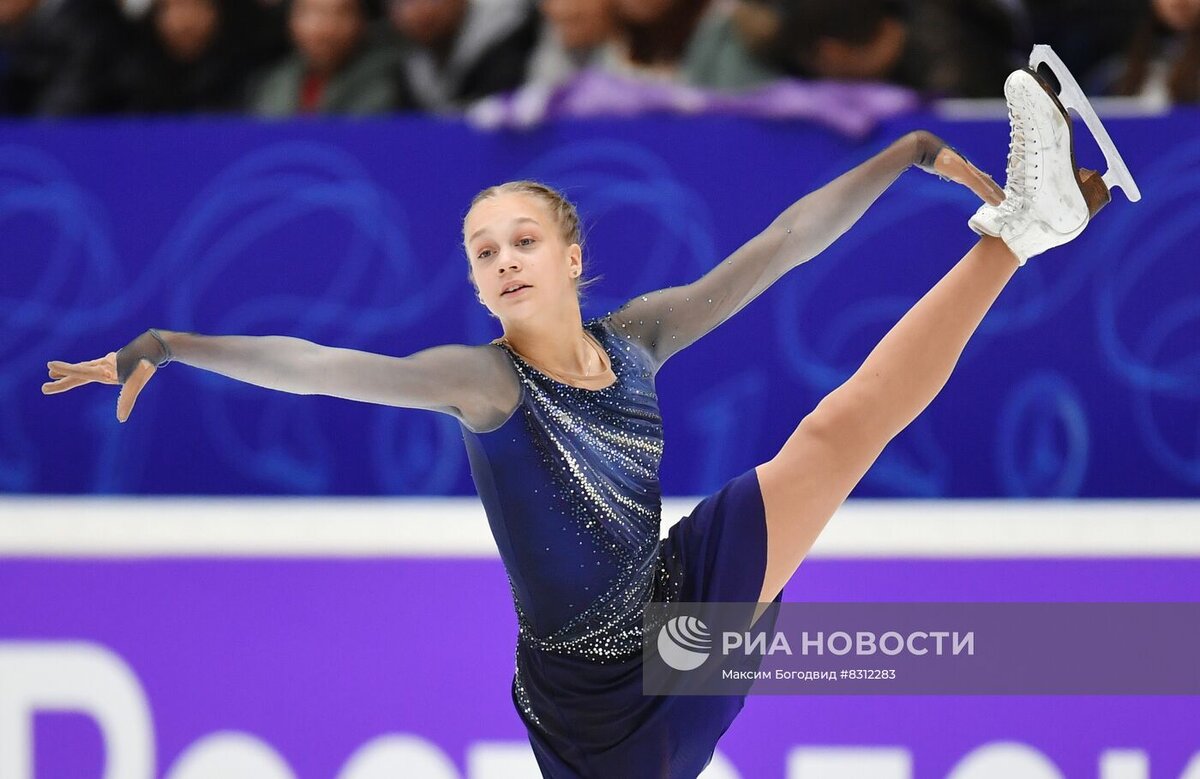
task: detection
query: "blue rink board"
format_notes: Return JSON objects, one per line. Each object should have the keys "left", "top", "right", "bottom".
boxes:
{"left": 2, "top": 110, "right": 1197, "bottom": 497}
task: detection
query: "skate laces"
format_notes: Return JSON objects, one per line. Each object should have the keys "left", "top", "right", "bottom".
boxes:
{"left": 996, "top": 104, "right": 1030, "bottom": 217}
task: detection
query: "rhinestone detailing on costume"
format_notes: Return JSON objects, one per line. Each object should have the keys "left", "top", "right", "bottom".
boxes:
{"left": 461, "top": 317, "right": 669, "bottom": 667}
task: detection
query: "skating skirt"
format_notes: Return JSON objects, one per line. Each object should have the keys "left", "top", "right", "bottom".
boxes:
{"left": 516, "top": 467, "right": 784, "bottom": 779}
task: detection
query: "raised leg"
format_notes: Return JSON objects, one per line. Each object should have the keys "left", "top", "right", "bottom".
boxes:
{"left": 750, "top": 51, "right": 1141, "bottom": 603}
{"left": 754, "top": 236, "right": 1019, "bottom": 603}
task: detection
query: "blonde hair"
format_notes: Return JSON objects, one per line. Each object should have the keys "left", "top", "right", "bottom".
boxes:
{"left": 464, "top": 180, "right": 600, "bottom": 297}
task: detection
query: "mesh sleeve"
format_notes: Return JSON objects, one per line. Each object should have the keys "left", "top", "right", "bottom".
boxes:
{"left": 157, "top": 330, "right": 521, "bottom": 434}
{"left": 609, "top": 131, "right": 946, "bottom": 370}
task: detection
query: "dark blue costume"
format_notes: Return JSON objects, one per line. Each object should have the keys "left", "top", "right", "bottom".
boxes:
{"left": 462, "top": 317, "right": 780, "bottom": 778}
{"left": 448, "top": 133, "right": 934, "bottom": 775}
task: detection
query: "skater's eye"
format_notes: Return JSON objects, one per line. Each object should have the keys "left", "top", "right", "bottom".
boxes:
{"left": 516, "top": 237, "right": 536, "bottom": 248}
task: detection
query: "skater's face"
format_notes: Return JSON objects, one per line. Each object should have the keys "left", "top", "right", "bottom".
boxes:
{"left": 464, "top": 193, "right": 583, "bottom": 323}
{"left": 1154, "top": 0, "right": 1200, "bottom": 31}
{"left": 541, "top": 0, "right": 615, "bottom": 50}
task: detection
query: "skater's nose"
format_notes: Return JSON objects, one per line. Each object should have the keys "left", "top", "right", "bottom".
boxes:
{"left": 497, "top": 256, "right": 522, "bottom": 275}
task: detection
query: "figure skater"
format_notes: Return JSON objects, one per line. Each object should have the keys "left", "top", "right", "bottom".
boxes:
{"left": 42, "top": 64, "right": 1128, "bottom": 778}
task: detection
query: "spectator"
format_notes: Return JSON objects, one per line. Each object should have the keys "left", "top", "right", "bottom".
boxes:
{"left": 526, "top": 0, "right": 616, "bottom": 87}
{"left": 249, "top": 0, "right": 405, "bottom": 116}
{"left": 388, "top": 0, "right": 540, "bottom": 111}
{"left": 119, "top": 0, "right": 270, "bottom": 113}
{"left": 603, "top": 0, "right": 781, "bottom": 89}
{"left": 731, "top": 0, "right": 782, "bottom": 58}
{"left": 0, "top": 0, "right": 130, "bottom": 116}
{"left": 683, "top": 0, "right": 785, "bottom": 88}
{"left": 774, "top": 0, "right": 1025, "bottom": 98}
{"left": 1111, "top": 0, "right": 1200, "bottom": 103}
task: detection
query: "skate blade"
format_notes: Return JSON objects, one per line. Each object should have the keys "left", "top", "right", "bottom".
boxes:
{"left": 1029, "top": 45, "right": 1141, "bottom": 202}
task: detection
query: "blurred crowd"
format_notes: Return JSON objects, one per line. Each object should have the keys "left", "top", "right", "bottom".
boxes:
{"left": 1, "top": 0, "right": 1197, "bottom": 118}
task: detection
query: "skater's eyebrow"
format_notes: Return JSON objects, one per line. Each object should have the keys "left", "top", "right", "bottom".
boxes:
{"left": 469, "top": 218, "right": 541, "bottom": 244}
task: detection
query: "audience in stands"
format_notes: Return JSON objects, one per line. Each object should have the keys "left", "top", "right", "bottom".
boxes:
{"left": 387, "top": 0, "right": 539, "bottom": 111}
{"left": 1111, "top": 0, "right": 1200, "bottom": 103}
{"left": 600, "top": 0, "right": 780, "bottom": 89}
{"left": 118, "top": 0, "right": 273, "bottom": 113}
{"left": 249, "top": 0, "right": 405, "bottom": 116}
{"left": 1024, "top": 0, "right": 1144, "bottom": 93}
{"left": 771, "top": 0, "right": 1025, "bottom": 98}
{"left": 0, "top": 0, "right": 129, "bottom": 115}
{"left": 1, "top": 0, "right": 1197, "bottom": 117}
{"left": 526, "top": 0, "right": 615, "bottom": 86}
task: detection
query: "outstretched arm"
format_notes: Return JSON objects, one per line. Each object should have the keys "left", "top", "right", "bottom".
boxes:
{"left": 43, "top": 329, "right": 521, "bottom": 433}
{"left": 609, "top": 131, "right": 1003, "bottom": 369}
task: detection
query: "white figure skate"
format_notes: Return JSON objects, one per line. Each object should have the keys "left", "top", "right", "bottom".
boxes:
{"left": 970, "top": 47, "right": 1139, "bottom": 265}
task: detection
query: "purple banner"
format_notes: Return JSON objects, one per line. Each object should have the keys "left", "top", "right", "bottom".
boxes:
{"left": 3, "top": 558, "right": 1200, "bottom": 777}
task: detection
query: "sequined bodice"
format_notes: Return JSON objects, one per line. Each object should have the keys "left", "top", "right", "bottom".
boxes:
{"left": 460, "top": 317, "right": 665, "bottom": 661}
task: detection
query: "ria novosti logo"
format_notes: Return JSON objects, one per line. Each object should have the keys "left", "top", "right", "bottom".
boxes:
{"left": 656, "top": 615, "right": 712, "bottom": 670}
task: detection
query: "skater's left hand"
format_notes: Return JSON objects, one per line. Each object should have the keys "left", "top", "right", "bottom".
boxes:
{"left": 908, "top": 131, "right": 1004, "bottom": 206}
{"left": 43, "top": 347, "right": 159, "bottom": 423}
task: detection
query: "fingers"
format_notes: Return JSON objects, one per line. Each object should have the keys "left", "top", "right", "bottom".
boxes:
{"left": 46, "top": 353, "right": 119, "bottom": 385}
{"left": 934, "top": 147, "right": 1006, "bottom": 206}
{"left": 48, "top": 356, "right": 106, "bottom": 372}
{"left": 963, "top": 168, "right": 1006, "bottom": 207}
{"left": 47, "top": 363, "right": 96, "bottom": 381}
{"left": 44, "top": 351, "right": 151, "bottom": 422}
{"left": 44, "top": 361, "right": 105, "bottom": 392}
{"left": 41, "top": 374, "right": 91, "bottom": 395}
{"left": 116, "top": 360, "right": 156, "bottom": 423}
{"left": 43, "top": 351, "right": 148, "bottom": 422}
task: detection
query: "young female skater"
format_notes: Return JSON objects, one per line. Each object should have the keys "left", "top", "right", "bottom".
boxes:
{"left": 43, "top": 67, "right": 1116, "bottom": 778}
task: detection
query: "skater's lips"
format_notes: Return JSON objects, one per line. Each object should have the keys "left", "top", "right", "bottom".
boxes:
{"left": 500, "top": 281, "right": 532, "bottom": 296}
